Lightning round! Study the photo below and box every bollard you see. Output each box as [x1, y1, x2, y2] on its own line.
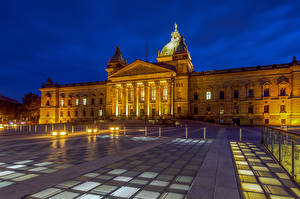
[185, 127, 188, 139]
[29, 125, 31, 133]
[72, 125, 74, 133]
[159, 127, 161, 137]
[145, 127, 147, 137]
[35, 125, 37, 133]
[203, 127, 206, 139]
[45, 125, 47, 133]
[239, 128, 242, 141]
[124, 127, 126, 135]
[64, 124, 66, 131]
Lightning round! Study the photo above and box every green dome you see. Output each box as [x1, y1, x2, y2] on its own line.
[159, 23, 181, 57]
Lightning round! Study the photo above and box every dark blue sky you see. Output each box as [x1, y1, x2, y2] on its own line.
[1, 0, 300, 101]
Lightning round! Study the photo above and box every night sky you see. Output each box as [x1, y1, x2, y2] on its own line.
[1, 0, 300, 101]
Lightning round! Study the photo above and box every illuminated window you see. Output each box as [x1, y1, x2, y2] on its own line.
[280, 88, 286, 96]
[220, 106, 224, 115]
[264, 105, 269, 113]
[163, 108, 167, 115]
[61, 99, 64, 106]
[194, 92, 198, 101]
[163, 86, 168, 100]
[83, 98, 87, 106]
[219, 91, 224, 99]
[234, 90, 239, 98]
[130, 89, 134, 102]
[234, 106, 239, 114]
[75, 98, 79, 106]
[151, 87, 156, 101]
[206, 91, 211, 100]
[140, 87, 144, 101]
[280, 105, 286, 113]
[99, 109, 103, 117]
[152, 109, 156, 116]
[206, 106, 211, 114]
[264, 88, 269, 97]
[248, 89, 254, 98]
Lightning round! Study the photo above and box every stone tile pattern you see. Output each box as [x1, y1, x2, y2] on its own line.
[27, 138, 211, 199]
[230, 141, 300, 199]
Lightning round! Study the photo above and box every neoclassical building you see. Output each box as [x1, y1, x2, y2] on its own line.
[39, 24, 300, 126]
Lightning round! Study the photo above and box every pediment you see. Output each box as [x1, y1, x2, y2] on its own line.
[109, 60, 174, 78]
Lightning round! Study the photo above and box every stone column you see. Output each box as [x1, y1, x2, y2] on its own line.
[115, 86, 119, 117]
[144, 81, 149, 117]
[121, 84, 126, 118]
[171, 78, 174, 116]
[155, 81, 160, 117]
[125, 85, 129, 118]
[167, 79, 172, 115]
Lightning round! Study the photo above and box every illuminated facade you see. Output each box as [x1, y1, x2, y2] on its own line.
[39, 24, 300, 125]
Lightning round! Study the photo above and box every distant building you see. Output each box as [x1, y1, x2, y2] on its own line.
[39, 24, 300, 126]
[0, 94, 19, 122]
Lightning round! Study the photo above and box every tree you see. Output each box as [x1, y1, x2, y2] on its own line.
[19, 93, 41, 123]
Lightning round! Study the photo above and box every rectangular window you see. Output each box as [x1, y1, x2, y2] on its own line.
[61, 99, 64, 107]
[206, 91, 211, 100]
[130, 89, 134, 102]
[234, 90, 239, 98]
[68, 100, 71, 106]
[265, 119, 269, 124]
[99, 97, 103, 104]
[152, 87, 156, 101]
[219, 91, 224, 99]
[140, 109, 144, 116]
[206, 106, 211, 114]
[76, 98, 79, 106]
[280, 105, 286, 113]
[67, 111, 70, 117]
[75, 111, 78, 116]
[194, 92, 198, 101]
[248, 89, 254, 98]
[83, 110, 86, 117]
[194, 107, 198, 114]
[99, 109, 103, 117]
[91, 98, 95, 105]
[177, 106, 181, 113]
[234, 106, 239, 114]
[140, 87, 145, 101]
[264, 105, 269, 113]
[248, 106, 254, 114]
[220, 106, 224, 115]
[83, 98, 87, 105]
[163, 86, 168, 100]
[264, 88, 270, 97]
[60, 111, 63, 117]
[152, 109, 156, 116]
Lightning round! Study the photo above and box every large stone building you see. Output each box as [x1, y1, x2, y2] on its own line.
[39, 24, 300, 126]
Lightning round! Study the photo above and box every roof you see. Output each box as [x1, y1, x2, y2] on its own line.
[42, 81, 106, 89]
[152, 62, 177, 71]
[0, 94, 19, 104]
[192, 61, 300, 76]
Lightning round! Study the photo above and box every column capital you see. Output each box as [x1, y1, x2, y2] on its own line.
[143, 81, 149, 87]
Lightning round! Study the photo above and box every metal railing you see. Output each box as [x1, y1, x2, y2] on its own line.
[262, 126, 300, 185]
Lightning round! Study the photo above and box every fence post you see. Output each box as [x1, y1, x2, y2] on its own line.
[145, 127, 147, 137]
[72, 125, 74, 133]
[35, 125, 37, 133]
[239, 128, 242, 141]
[45, 125, 47, 133]
[29, 125, 31, 133]
[64, 124, 66, 131]
[159, 127, 161, 137]
[278, 133, 282, 162]
[291, 137, 295, 179]
[203, 127, 206, 139]
[185, 127, 188, 139]
[124, 127, 126, 135]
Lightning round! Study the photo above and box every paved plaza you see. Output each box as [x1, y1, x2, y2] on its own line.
[0, 122, 298, 199]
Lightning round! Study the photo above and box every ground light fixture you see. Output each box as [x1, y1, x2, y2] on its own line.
[51, 131, 68, 136]
[87, 128, 98, 133]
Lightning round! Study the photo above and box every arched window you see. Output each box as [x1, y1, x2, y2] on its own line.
[99, 97, 103, 104]
[280, 88, 286, 96]
[264, 88, 269, 97]
[46, 100, 50, 106]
